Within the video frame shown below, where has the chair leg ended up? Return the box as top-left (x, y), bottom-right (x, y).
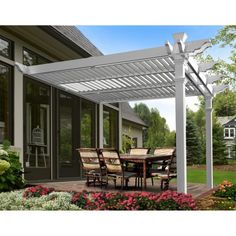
top-left (161, 179), bottom-right (164, 190)
top-left (151, 177), bottom-right (154, 186)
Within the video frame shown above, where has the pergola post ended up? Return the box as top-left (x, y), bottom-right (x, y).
top-left (205, 96), bottom-right (213, 188)
top-left (118, 103), bottom-right (123, 151)
top-left (172, 33), bottom-right (188, 194)
top-left (175, 59), bottom-right (187, 193)
top-left (99, 103), bottom-right (104, 148)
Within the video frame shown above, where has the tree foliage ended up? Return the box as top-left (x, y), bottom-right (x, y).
top-left (133, 103), bottom-right (175, 149)
top-left (212, 25), bottom-right (236, 89)
top-left (213, 89), bottom-right (236, 116)
top-left (186, 109), bottom-right (203, 165)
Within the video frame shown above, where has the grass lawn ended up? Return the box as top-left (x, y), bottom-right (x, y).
top-left (187, 166), bottom-right (236, 185)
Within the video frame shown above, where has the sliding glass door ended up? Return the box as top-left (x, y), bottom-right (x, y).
top-left (24, 78), bottom-right (51, 180)
top-left (58, 92), bottom-right (80, 178)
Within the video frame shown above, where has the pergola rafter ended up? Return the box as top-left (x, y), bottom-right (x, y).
top-left (15, 32), bottom-right (229, 193)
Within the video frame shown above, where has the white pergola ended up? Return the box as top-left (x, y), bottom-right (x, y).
top-left (16, 32), bottom-right (228, 193)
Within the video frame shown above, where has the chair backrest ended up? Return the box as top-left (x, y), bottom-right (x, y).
top-left (77, 148), bottom-right (101, 171)
top-left (154, 147), bottom-right (176, 174)
top-left (154, 147), bottom-right (175, 157)
top-left (129, 148), bottom-right (150, 155)
top-left (168, 148), bottom-right (177, 175)
top-left (101, 149), bottom-right (122, 173)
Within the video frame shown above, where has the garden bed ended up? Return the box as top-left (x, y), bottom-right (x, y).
top-left (0, 185), bottom-right (196, 210)
top-left (195, 181), bottom-right (236, 210)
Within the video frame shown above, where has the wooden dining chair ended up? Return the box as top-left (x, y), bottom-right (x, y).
top-left (150, 147), bottom-right (177, 189)
top-left (100, 149), bottom-right (137, 189)
top-left (77, 148), bottom-right (107, 188)
top-left (128, 148), bottom-right (150, 187)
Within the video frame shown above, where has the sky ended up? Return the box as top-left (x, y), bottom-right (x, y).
top-left (78, 26), bottom-right (232, 131)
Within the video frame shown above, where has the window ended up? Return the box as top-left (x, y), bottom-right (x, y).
top-left (103, 106), bottom-right (118, 148)
top-left (23, 48), bottom-right (50, 66)
top-left (0, 36), bottom-right (13, 59)
top-left (224, 128), bottom-right (235, 139)
top-left (0, 61), bottom-right (13, 144)
top-left (25, 78), bottom-right (51, 171)
top-left (81, 100), bottom-right (95, 147)
top-left (132, 137), bottom-right (138, 148)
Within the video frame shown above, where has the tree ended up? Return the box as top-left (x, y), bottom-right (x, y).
top-left (213, 89), bottom-right (236, 117)
top-left (145, 108), bottom-right (170, 150)
top-left (133, 103), bottom-right (151, 145)
top-left (186, 109), bottom-right (203, 165)
top-left (213, 119), bottom-right (228, 165)
top-left (133, 103), bottom-right (174, 150)
top-left (164, 131), bottom-right (176, 147)
top-left (212, 25), bottom-right (236, 89)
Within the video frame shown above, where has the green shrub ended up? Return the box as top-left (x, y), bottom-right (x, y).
top-left (0, 148), bottom-right (25, 192)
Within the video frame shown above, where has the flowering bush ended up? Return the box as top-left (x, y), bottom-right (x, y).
top-left (0, 149), bottom-right (9, 160)
top-left (23, 185), bottom-right (54, 198)
top-left (0, 145), bottom-right (25, 192)
top-left (71, 190), bottom-right (196, 210)
top-left (0, 190), bottom-right (80, 210)
top-left (213, 180), bottom-right (236, 201)
top-left (0, 160), bottom-right (11, 175)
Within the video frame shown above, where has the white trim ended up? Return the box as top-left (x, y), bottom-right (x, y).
top-left (224, 128), bottom-right (235, 139)
top-left (205, 96), bottom-right (213, 188)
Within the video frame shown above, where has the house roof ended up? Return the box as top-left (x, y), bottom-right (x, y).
top-left (41, 26), bottom-right (103, 57)
top-left (120, 102), bottom-right (148, 127)
top-left (217, 116), bottom-right (235, 126)
top-left (224, 117), bottom-right (236, 127)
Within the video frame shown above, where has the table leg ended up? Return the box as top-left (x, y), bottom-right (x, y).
top-left (35, 146), bottom-right (38, 168)
top-left (143, 160), bottom-right (147, 189)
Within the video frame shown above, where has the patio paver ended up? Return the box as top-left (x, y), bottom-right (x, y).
top-left (31, 179), bottom-right (209, 198)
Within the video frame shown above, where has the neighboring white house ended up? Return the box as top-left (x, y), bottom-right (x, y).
top-left (218, 116), bottom-right (236, 159)
top-left (121, 102), bottom-right (147, 148)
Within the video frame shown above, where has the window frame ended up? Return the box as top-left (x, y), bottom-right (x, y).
top-left (0, 35), bottom-right (14, 60)
top-left (224, 127), bottom-right (235, 139)
top-left (0, 60), bottom-right (14, 144)
top-left (23, 47), bottom-right (50, 66)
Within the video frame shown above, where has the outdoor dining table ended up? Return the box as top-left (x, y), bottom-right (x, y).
top-left (120, 154), bottom-right (172, 189)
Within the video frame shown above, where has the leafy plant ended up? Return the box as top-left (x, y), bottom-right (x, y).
top-left (23, 185), bottom-right (54, 198)
top-left (213, 180), bottom-right (236, 201)
top-left (0, 148), bottom-right (25, 192)
top-left (0, 160), bottom-right (11, 175)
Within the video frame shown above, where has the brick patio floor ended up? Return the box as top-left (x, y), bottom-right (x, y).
top-left (32, 178), bottom-right (210, 198)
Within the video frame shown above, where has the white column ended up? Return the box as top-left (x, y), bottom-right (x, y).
top-left (175, 58), bottom-right (187, 193)
top-left (205, 96), bottom-right (213, 188)
top-left (14, 43), bottom-right (24, 167)
top-left (118, 103), bottom-right (122, 151)
top-left (98, 103), bottom-right (103, 148)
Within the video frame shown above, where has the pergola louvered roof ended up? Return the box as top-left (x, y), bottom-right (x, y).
top-left (16, 33), bottom-right (226, 103)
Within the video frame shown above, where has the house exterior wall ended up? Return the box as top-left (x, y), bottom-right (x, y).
top-left (0, 26), bottom-right (120, 181)
top-left (223, 118), bottom-right (236, 158)
top-left (122, 121), bottom-right (143, 148)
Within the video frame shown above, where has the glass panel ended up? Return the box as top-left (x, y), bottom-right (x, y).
top-left (230, 129), bottom-right (235, 138)
top-left (0, 36), bottom-right (12, 59)
top-left (224, 129), bottom-right (229, 137)
top-left (23, 48), bottom-right (50, 66)
top-left (103, 106), bottom-right (118, 148)
top-left (25, 79), bottom-right (50, 168)
top-left (81, 100), bottom-right (95, 147)
top-left (0, 62), bottom-right (12, 143)
top-left (59, 93), bottom-right (73, 167)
